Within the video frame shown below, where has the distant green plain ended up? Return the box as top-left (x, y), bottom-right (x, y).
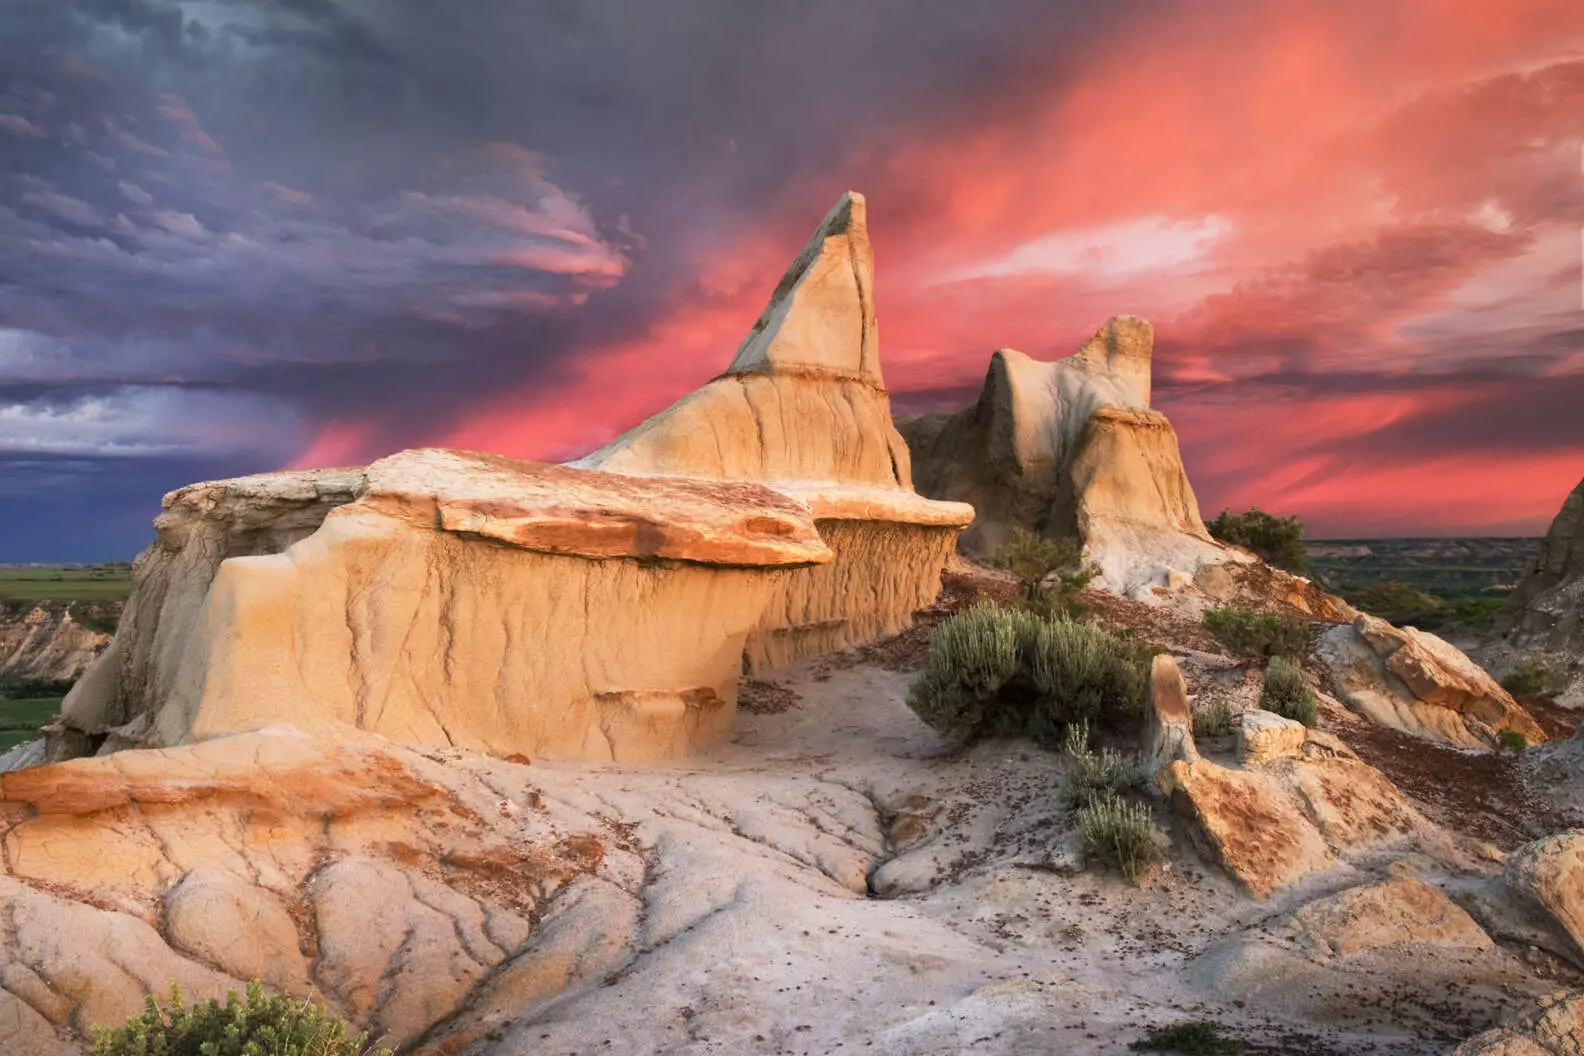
top-left (0, 564), bottom-right (132, 603)
top-left (0, 697), bottom-right (61, 750)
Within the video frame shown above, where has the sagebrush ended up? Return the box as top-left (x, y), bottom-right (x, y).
top-left (1260, 656), bottom-right (1317, 727)
top-left (986, 527), bottom-right (1099, 618)
top-left (1502, 656), bottom-right (1553, 699)
top-left (1204, 604), bottom-right (1311, 659)
top-left (1078, 794), bottom-right (1164, 883)
top-left (1130, 1020), bottom-right (1244, 1054)
top-left (907, 603), bottom-right (1149, 746)
top-left (1061, 723), bottom-right (1144, 812)
top-left (1192, 699), bottom-right (1235, 738)
top-left (1206, 507), bottom-right (1309, 574)
top-left (92, 981), bottom-right (390, 1056)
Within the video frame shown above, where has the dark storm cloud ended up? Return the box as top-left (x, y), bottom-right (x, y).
top-left (0, 0), bottom-right (1130, 557)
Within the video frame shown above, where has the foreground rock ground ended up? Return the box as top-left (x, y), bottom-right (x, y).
top-left (1, 564), bottom-right (1581, 1055)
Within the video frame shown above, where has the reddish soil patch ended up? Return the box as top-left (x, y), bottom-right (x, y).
top-left (1082, 588), bottom-right (1220, 654)
top-left (1515, 695), bottom-right (1580, 742)
top-left (737, 679), bottom-right (801, 715)
top-left (1340, 718), bottom-right (1568, 849)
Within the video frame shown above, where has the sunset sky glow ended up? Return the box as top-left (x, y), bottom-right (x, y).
top-left (2, 0), bottom-right (1582, 557)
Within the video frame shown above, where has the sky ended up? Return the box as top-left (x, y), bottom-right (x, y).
top-left (1, 0), bottom-right (1582, 560)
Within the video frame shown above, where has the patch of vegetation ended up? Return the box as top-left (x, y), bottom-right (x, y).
top-left (1060, 723), bottom-right (1144, 812)
top-left (0, 564), bottom-right (133, 603)
top-left (1130, 1020), bottom-right (1244, 1055)
top-left (92, 980), bottom-right (390, 1056)
top-left (986, 528), bottom-right (1099, 618)
top-left (906, 603), bottom-right (1149, 747)
top-left (1502, 657), bottom-right (1553, 699)
top-left (1343, 580), bottom-right (1510, 636)
top-left (1203, 604), bottom-right (1312, 659)
top-left (1077, 794), bottom-right (1165, 884)
top-left (1350, 580), bottom-right (1443, 622)
top-left (1261, 656), bottom-right (1317, 727)
top-left (1498, 729), bottom-right (1529, 752)
top-left (1207, 507), bottom-right (1309, 574)
top-left (1305, 537), bottom-right (1538, 607)
top-left (0, 697), bottom-right (61, 751)
top-left (1191, 699), bottom-right (1235, 738)
top-left (1412, 595), bottom-right (1507, 635)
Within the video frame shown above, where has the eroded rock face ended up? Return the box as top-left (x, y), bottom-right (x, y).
top-left (0, 602), bottom-right (113, 686)
top-left (1506, 831), bottom-right (1584, 961)
top-left (1149, 654), bottom-right (1428, 898)
top-left (1285, 875), bottom-right (1492, 957)
top-left (897, 316), bottom-right (1226, 592)
top-left (1449, 990), bottom-right (1584, 1055)
top-left (1491, 476), bottom-right (1584, 709)
top-left (1319, 614), bottom-right (1545, 749)
top-left (575, 192), bottom-right (972, 670)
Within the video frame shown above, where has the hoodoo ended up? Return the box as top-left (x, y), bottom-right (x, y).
top-left (46, 194), bottom-right (972, 764)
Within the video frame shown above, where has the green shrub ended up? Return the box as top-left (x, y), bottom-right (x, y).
top-left (1192, 699), bottom-right (1235, 738)
top-left (1130, 1020), bottom-right (1244, 1054)
top-left (907, 604), bottom-right (1148, 747)
top-left (1502, 657), bottom-right (1553, 699)
top-left (92, 981), bottom-right (389, 1056)
top-left (1203, 604), bottom-right (1312, 659)
top-left (1060, 723), bottom-right (1144, 812)
top-left (1206, 507), bottom-right (1309, 574)
top-left (1349, 581), bottom-right (1443, 624)
top-left (1077, 794), bottom-right (1165, 883)
top-left (1261, 656), bottom-right (1317, 727)
top-left (986, 527), bottom-right (1099, 617)
top-left (1498, 728), bottom-right (1529, 752)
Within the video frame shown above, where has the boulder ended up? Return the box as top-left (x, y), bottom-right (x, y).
top-left (1506, 831), bottom-right (1584, 960)
top-left (1319, 614), bottom-right (1546, 749)
top-left (896, 316), bottom-right (1228, 592)
top-left (45, 194), bottom-right (972, 764)
top-left (1285, 875), bottom-right (1492, 957)
top-left (1449, 991), bottom-right (1584, 1055)
top-left (1489, 476), bottom-right (1584, 709)
top-left (1144, 653), bottom-right (1198, 768)
top-left (1150, 656), bottom-right (1428, 898)
top-left (1237, 709), bottom-right (1307, 767)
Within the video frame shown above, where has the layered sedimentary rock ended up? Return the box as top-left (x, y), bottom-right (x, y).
top-left (1319, 614), bottom-right (1545, 749)
top-left (47, 192), bottom-right (969, 764)
top-left (57, 451), bottom-right (832, 763)
top-left (576, 192), bottom-right (972, 670)
top-left (0, 602), bottom-right (113, 685)
top-left (1490, 475), bottom-right (1584, 708)
top-left (897, 316), bottom-right (1224, 591)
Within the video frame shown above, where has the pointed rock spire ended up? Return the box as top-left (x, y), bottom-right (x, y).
top-left (726, 191), bottom-right (882, 387)
top-left (1076, 314), bottom-right (1153, 407)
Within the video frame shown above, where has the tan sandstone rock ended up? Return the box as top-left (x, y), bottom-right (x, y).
top-left (0, 728), bottom-right (624, 1051)
top-left (1237, 709), bottom-right (1307, 766)
top-left (1145, 653), bottom-right (1198, 768)
top-left (897, 316), bottom-right (1228, 592)
top-left (1506, 831), bottom-right (1584, 961)
top-left (1449, 990), bottom-right (1584, 1055)
top-left (1286, 875), bottom-right (1492, 957)
top-left (1319, 614), bottom-right (1545, 749)
top-left (574, 192), bottom-right (972, 671)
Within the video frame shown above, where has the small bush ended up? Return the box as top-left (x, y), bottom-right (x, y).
top-left (985, 527), bottom-right (1102, 618)
top-left (1206, 507), bottom-right (1309, 574)
top-left (1261, 656), bottom-right (1317, 727)
top-left (1061, 723), bottom-right (1144, 812)
top-left (1203, 604), bottom-right (1312, 659)
top-left (1192, 699), bottom-right (1235, 738)
top-left (1130, 1020), bottom-right (1244, 1054)
top-left (1078, 794), bottom-right (1165, 883)
top-left (907, 604), bottom-right (1149, 747)
top-left (92, 981), bottom-right (390, 1056)
top-left (1498, 728), bottom-right (1529, 752)
top-left (1502, 657), bottom-right (1553, 699)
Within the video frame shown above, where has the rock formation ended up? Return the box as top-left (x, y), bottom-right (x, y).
top-left (45, 193), bottom-right (971, 765)
top-left (1506, 831), bottom-right (1584, 961)
top-left (0, 602), bottom-right (114, 686)
top-left (1319, 614), bottom-right (1546, 749)
top-left (1489, 474), bottom-right (1584, 708)
top-left (897, 316), bottom-right (1225, 591)
top-left (575, 192), bottom-right (973, 670)
top-left (1148, 655), bottom-right (1431, 898)
top-left (1449, 991), bottom-right (1584, 1055)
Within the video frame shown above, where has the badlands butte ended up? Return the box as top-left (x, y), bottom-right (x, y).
top-left (0, 192), bottom-right (1581, 1056)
